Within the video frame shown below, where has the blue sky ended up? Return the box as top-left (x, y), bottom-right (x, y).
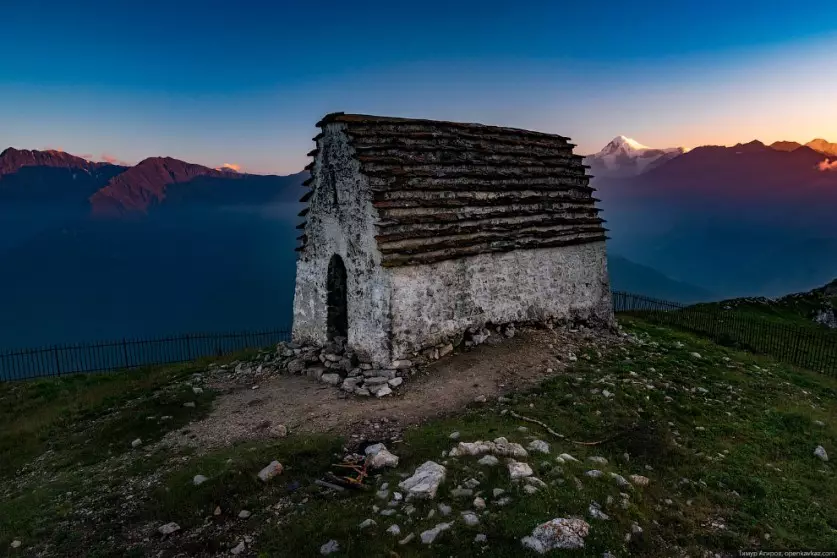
top-left (2, 0), bottom-right (837, 174)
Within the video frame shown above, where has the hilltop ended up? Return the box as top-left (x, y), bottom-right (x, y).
top-left (2, 317), bottom-right (836, 556)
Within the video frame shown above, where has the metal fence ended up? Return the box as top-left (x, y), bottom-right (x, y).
top-left (2, 291), bottom-right (835, 381)
top-left (0, 328), bottom-right (291, 382)
top-left (613, 291), bottom-right (837, 374)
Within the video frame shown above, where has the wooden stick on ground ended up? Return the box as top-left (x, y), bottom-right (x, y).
top-left (508, 410), bottom-right (565, 439)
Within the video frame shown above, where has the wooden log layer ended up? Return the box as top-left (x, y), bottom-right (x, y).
top-left (296, 114), bottom-right (605, 263)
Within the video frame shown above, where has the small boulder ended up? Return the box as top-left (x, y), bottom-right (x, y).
top-left (437, 503), bottom-right (452, 516)
top-left (10, 541), bottom-right (21, 549)
top-left (399, 461), bottom-right (447, 500)
top-left (587, 456), bottom-right (608, 465)
top-left (462, 511), bottom-right (480, 526)
top-left (629, 474), bottom-right (650, 487)
top-left (321, 373), bottom-right (342, 386)
top-left (386, 524), bottom-right (401, 536)
top-left (420, 522), bottom-right (452, 544)
top-left (584, 470), bottom-right (603, 478)
top-left (257, 460), bottom-right (284, 482)
top-left (475, 533), bottom-right (487, 543)
top-left (375, 386), bottom-right (393, 398)
top-left (558, 453), bottom-right (579, 462)
top-left (131, 438), bottom-right (142, 448)
top-left (238, 510), bottom-right (251, 519)
top-left (478, 455), bottom-right (499, 467)
top-left (507, 459), bottom-right (534, 479)
top-left (815, 445), bottom-right (829, 461)
top-left (230, 541), bottom-right (246, 555)
top-left (527, 440), bottom-right (550, 454)
top-left (320, 540), bottom-right (340, 555)
top-left (158, 522), bottom-right (181, 535)
top-left (193, 474), bottom-right (209, 486)
top-left (365, 443), bottom-right (400, 469)
top-left (359, 518), bottom-right (377, 530)
top-left (520, 518), bottom-right (590, 552)
top-left (388, 377), bottom-right (404, 388)
top-left (269, 424), bottom-right (288, 438)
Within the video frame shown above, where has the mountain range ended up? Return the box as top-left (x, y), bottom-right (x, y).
top-left (2, 134), bottom-right (837, 349)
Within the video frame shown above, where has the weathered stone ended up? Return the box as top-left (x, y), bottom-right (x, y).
top-left (399, 533), bottom-right (415, 545)
top-left (324, 353), bottom-right (341, 362)
top-left (320, 540), bottom-right (340, 555)
top-left (359, 518), bottom-right (377, 530)
top-left (231, 542), bottom-right (246, 555)
top-left (386, 524), bottom-right (401, 536)
top-left (257, 461), bottom-right (283, 482)
top-left (375, 386), bottom-right (393, 398)
top-left (342, 377), bottom-right (363, 391)
top-left (158, 522), bottom-right (181, 535)
top-left (558, 453), bottom-right (579, 462)
top-left (507, 459), bottom-right (534, 479)
top-left (473, 496), bottom-right (486, 510)
top-left (362, 376), bottom-right (390, 386)
top-left (392, 359), bottom-right (412, 369)
top-left (815, 445), bottom-right (829, 461)
top-left (321, 373), bottom-right (342, 386)
top-left (584, 469), bottom-right (603, 478)
top-left (420, 522), bottom-right (451, 544)
top-left (269, 424), bottom-right (288, 438)
top-left (306, 366), bottom-right (327, 380)
top-left (449, 438), bottom-right (528, 459)
top-left (355, 388), bottom-right (371, 396)
top-left (610, 473), bottom-right (631, 488)
top-left (439, 344), bottom-right (454, 357)
top-left (193, 474), bottom-right (209, 486)
top-left (629, 475), bottom-right (650, 487)
top-left (437, 503), bottom-right (452, 516)
top-left (523, 484), bottom-right (539, 494)
top-left (238, 510), bottom-right (251, 519)
top-left (365, 443), bottom-right (400, 469)
top-left (388, 377), bottom-right (404, 388)
top-left (287, 358), bottom-right (305, 374)
top-left (399, 461), bottom-right (447, 500)
top-left (131, 438), bottom-right (142, 448)
top-left (587, 456), bottom-right (608, 465)
top-left (462, 511), bottom-right (480, 526)
top-left (450, 486), bottom-right (474, 498)
top-left (520, 518), bottom-right (590, 552)
top-left (478, 455), bottom-right (499, 467)
top-left (475, 533), bottom-right (487, 543)
top-left (527, 440), bottom-right (550, 454)
top-left (588, 503), bottom-right (610, 520)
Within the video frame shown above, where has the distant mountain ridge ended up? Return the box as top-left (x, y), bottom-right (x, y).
top-left (584, 135), bottom-right (684, 178)
top-left (0, 147), bottom-right (306, 215)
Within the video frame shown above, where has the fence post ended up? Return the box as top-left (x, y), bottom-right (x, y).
top-left (53, 346), bottom-right (61, 377)
top-left (122, 338), bottom-right (129, 369)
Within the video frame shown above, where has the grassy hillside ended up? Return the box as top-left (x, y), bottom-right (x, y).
top-left (2, 320), bottom-right (836, 556)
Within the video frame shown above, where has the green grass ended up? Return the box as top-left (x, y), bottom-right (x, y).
top-left (3, 321), bottom-right (837, 556)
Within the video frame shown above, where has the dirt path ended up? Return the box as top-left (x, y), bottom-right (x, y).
top-left (163, 326), bottom-right (620, 451)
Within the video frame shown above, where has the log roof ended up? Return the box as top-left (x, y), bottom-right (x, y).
top-left (298, 113), bottom-right (607, 266)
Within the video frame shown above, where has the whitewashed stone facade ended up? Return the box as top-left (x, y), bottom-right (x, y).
top-left (293, 113), bottom-right (613, 366)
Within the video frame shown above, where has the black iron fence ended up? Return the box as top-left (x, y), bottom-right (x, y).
top-left (2, 291), bottom-right (836, 381)
top-left (0, 328), bottom-right (291, 382)
top-left (613, 291), bottom-right (837, 374)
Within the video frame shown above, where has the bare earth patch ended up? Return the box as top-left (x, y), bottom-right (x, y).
top-left (163, 326), bottom-right (622, 451)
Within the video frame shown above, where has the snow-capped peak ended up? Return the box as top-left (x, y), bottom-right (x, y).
top-left (585, 136), bottom-right (685, 178)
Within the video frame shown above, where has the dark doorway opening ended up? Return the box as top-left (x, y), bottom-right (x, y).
top-left (326, 254), bottom-right (348, 340)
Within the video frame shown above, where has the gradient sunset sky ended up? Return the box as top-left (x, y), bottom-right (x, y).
top-left (3, 0), bottom-right (836, 175)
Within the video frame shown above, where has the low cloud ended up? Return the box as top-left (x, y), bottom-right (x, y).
top-left (817, 158), bottom-right (837, 171)
top-left (100, 153), bottom-right (132, 166)
top-left (217, 163), bottom-right (242, 172)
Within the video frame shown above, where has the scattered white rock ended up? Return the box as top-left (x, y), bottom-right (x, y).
top-left (815, 446), bottom-right (829, 461)
top-left (587, 456), bottom-right (608, 465)
top-left (420, 522), bottom-right (452, 544)
top-left (192, 386), bottom-right (203, 395)
top-left (690, 352), bottom-right (702, 359)
top-left (321, 373), bottom-right (341, 386)
top-left (584, 470), bottom-right (603, 478)
top-left (610, 473), bottom-right (631, 488)
top-left (450, 486), bottom-right (474, 498)
top-left (365, 443), bottom-right (400, 469)
top-left (158, 522), bottom-right (181, 535)
top-left (449, 438), bottom-right (528, 459)
top-left (131, 438), bottom-right (142, 448)
top-left (527, 440), bottom-right (550, 454)
top-left (10, 540), bottom-right (21, 549)
top-left (230, 541), bottom-right (246, 555)
top-left (631, 523), bottom-right (643, 535)
top-left (558, 453), bottom-right (578, 462)
top-left (359, 518), bottom-right (377, 530)
top-left (462, 511), bottom-right (480, 526)
top-left (387, 524), bottom-right (401, 536)
top-left (473, 496), bottom-right (486, 510)
top-left (183, 402), bottom-right (196, 408)
top-left (214, 506), bottom-right (221, 516)
top-left (376, 386), bottom-right (393, 398)
top-left (257, 461), bottom-right (283, 482)
top-left (814, 420), bottom-right (825, 427)
top-left (474, 395), bottom-right (488, 404)
top-left (269, 424), bottom-right (288, 438)
top-left (320, 540), bottom-right (340, 555)
top-left (399, 533), bottom-right (415, 545)
top-left (507, 459), bottom-right (534, 479)
top-left (449, 431), bottom-right (461, 440)
top-left (399, 461), bottom-right (447, 500)
top-left (193, 474), bottom-right (209, 486)
top-left (464, 477), bottom-right (480, 489)
top-left (520, 518), bottom-right (590, 553)
top-left (523, 484), bottom-right (539, 495)
top-left (475, 533), bottom-right (487, 543)
top-left (629, 474), bottom-right (650, 487)
top-left (388, 377), bottom-right (404, 388)
top-left (588, 503), bottom-right (610, 520)
top-left (437, 503), bottom-right (452, 516)
top-left (478, 455), bottom-right (499, 467)
top-left (493, 488), bottom-right (505, 497)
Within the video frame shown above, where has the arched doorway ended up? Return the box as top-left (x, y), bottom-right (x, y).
top-left (326, 254), bottom-right (348, 340)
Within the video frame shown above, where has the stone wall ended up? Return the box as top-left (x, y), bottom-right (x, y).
top-left (292, 123), bottom-right (393, 365)
top-left (387, 241), bottom-right (613, 360)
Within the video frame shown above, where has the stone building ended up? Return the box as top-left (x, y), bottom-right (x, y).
top-left (292, 113), bottom-right (613, 367)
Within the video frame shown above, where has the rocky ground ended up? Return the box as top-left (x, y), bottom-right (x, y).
top-left (1, 318), bottom-right (836, 557)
